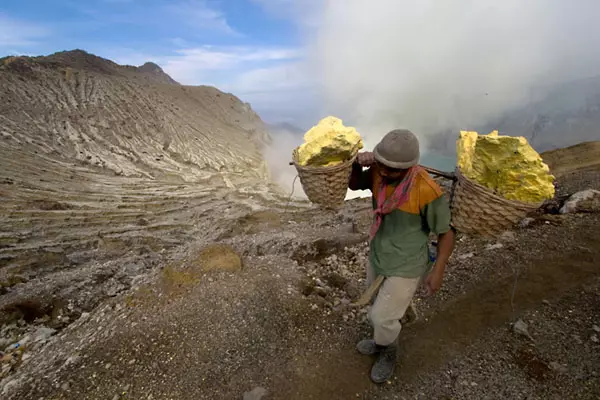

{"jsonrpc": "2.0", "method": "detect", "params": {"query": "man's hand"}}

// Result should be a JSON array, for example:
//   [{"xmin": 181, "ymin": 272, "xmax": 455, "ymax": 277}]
[
  {"xmin": 424, "ymin": 268, "xmax": 444, "ymax": 296},
  {"xmin": 357, "ymin": 152, "xmax": 375, "ymax": 167}
]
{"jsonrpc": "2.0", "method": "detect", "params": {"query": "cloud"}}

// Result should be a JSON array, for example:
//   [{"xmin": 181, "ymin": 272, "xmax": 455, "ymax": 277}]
[
  {"xmin": 164, "ymin": 0, "xmax": 239, "ymax": 36},
  {"xmin": 0, "ymin": 14, "xmax": 50, "ymax": 49},
  {"xmin": 157, "ymin": 45, "xmax": 302, "ymax": 86}
]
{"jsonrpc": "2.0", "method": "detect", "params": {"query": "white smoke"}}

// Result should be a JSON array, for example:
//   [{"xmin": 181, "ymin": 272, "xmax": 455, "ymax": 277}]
[
  {"xmin": 306, "ymin": 0, "xmax": 600, "ymax": 152},
  {"xmin": 261, "ymin": 0, "xmax": 600, "ymax": 198},
  {"xmin": 262, "ymin": 125, "xmax": 307, "ymax": 199}
]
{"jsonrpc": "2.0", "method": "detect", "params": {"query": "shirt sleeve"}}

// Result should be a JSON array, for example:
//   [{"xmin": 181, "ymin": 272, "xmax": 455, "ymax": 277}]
[
  {"xmin": 348, "ymin": 163, "xmax": 373, "ymax": 191},
  {"xmin": 422, "ymin": 195, "xmax": 452, "ymax": 235}
]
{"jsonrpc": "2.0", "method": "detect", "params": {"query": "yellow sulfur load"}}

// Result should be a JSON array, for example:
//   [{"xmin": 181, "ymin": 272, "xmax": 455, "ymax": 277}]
[
  {"xmin": 457, "ymin": 130, "xmax": 555, "ymax": 203},
  {"xmin": 297, "ymin": 116, "xmax": 363, "ymax": 167}
]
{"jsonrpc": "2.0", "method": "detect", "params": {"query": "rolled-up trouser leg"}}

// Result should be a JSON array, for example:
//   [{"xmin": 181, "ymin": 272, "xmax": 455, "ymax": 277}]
[{"xmin": 369, "ymin": 275, "xmax": 421, "ymax": 346}]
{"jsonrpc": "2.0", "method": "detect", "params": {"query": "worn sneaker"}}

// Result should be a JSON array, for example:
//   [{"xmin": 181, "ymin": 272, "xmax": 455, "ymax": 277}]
[
  {"xmin": 356, "ymin": 339, "xmax": 378, "ymax": 355},
  {"xmin": 370, "ymin": 344, "xmax": 397, "ymax": 383}
]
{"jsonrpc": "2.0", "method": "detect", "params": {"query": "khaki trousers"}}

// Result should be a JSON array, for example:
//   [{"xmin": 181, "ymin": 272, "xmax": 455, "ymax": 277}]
[{"xmin": 367, "ymin": 262, "xmax": 421, "ymax": 346}]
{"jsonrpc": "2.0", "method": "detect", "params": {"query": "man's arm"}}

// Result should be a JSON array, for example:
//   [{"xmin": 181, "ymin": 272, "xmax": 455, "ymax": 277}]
[
  {"xmin": 422, "ymin": 195, "xmax": 456, "ymax": 295},
  {"xmin": 426, "ymin": 228, "xmax": 456, "ymax": 294}
]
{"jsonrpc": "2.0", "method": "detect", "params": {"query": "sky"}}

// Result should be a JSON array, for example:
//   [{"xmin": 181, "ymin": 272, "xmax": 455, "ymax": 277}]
[{"xmin": 2, "ymin": 0, "xmax": 600, "ymax": 145}]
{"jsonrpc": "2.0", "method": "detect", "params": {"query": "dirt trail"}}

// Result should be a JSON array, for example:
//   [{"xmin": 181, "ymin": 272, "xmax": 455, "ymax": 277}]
[
  {"xmin": 275, "ymin": 215, "xmax": 600, "ymax": 399},
  {"xmin": 399, "ymin": 222, "xmax": 598, "ymax": 380}
]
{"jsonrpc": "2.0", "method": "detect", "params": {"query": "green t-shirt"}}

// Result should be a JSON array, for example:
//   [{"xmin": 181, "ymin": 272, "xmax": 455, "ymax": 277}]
[{"xmin": 349, "ymin": 164, "xmax": 452, "ymax": 278}]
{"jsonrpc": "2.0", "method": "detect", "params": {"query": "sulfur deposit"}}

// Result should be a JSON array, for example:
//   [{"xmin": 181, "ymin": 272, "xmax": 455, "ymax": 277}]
[
  {"xmin": 457, "ymin": 130, "xmax": 555, "ymax": 203},
  {"xmin": 297, "ymin": 116, "xmax": 363, "ymax": 167}
]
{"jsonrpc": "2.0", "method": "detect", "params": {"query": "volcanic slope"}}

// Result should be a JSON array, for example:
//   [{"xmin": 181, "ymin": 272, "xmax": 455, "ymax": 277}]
[{"xmin": 0, "ymin": 50, "xmax": 290, "ymax": 327}]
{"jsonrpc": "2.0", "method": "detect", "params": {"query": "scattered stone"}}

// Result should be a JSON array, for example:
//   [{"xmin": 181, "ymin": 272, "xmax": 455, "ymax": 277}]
[
  {"xmin": 549, "ymin": 362, "xmax": 568, "ymax": 374},
  {"xmin": 1, "ymin": 378, "xmax": 20, "ymax": 396},
  {"xmin": 572, "ymin": 334, "xmax": 583, "ymax": 345},
  {"xmin": 324, "ymin": 272, "xmax": 348, "ymax": 290},
  {"xmin": 243, "ymin": 386, "xmax": 268, "ymax": 400},
  {"xmin": 33, "ymin": 326, "xmax": 56, "ymax": 343},
  {"xmin": 485, "ymin": 243, "xmax": 504, "ymax": 251},
  {"xmin": 512, "ymin": 319, "xmax": 533, "ymax": 341},
  {"xmin": 313, "ymin": 287, "xmax": 330, "ymax": 298},
  {"xmin": 560, "ymin": 189, "xmax": 600, "ymax": 214},
  {"xmin": 458, "ymin": 252, "xmax": 475, "ymax": 260},
  {"xmin": 500, "ymin": 231, "xmax": 517, "ymax": 241},
  {"xmin": 519, "ymin": 217, "xmax": 535, "ymax": 228},
  {"xmin": 591, "ymin": 334, "xmax": 599, "ymax": 343},
  {"xmin": 592, "ymin": 325, "xmax": 600, "ymax": 333},
  {"xmin": 137, "ymin": 218, "xmax": 150, "ymax": 226}
]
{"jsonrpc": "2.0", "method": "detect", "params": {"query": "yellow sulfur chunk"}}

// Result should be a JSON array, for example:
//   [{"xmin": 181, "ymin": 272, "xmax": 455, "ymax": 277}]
[
  {"xmin": 297, "ymin": 116, "xmax": 363, "ymax": 167},
  {"xmin": 457, "ymin": 130, "xmax": 555, "ymax": 203}
]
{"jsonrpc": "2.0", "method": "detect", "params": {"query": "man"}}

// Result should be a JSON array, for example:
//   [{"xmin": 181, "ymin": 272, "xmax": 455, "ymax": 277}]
[{"xmin": 349, "ymin": 129, "xmax": 456, "ymax": 383}]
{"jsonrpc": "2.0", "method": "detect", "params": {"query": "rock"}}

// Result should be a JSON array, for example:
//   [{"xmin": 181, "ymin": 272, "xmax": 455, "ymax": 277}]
[
  {"xmin": 344, "ymin": 283, "xmax": 361, "ymax": 300},
  {"xmin": 33, "ymin": 326, "xmax": 56, "ymax": 343},
  {"xmin": 519, "ymin": 217, "xmax": 535, "ymax": 228},
  {"xmin": 592, "ymin": 325, "xmax": 600, "ymax": 333},
  {"xmin": 137, "ymin": 218, "xmax": 150, "ymax": 226},
  {"xmin": 0, "ymin": 338, "xmax": 11, "ymax": 350},
  {"xmin": 458, "ymin": 252, "xmax": 475, "ymax": 260},
  {"xmin": 549, "ymin": 362, "xmax": 568, "ymax": 374},
  {"xmin": 560, "ymin": 189, "xmax": 600, "ymax": 214},
  {"xmin": 591, "ymin": 334, "xmax": 599, "ymax": 343},
  {"xmin": 243, "ymin": 386, "xmax": 268, "ymax": 400},
  {"xmin": 500, "ymin": 231, "xmax": 517, "ymax": 241},
  {"xmin": 324, "ymin": 273, "xmax": 348, "ymax": 290},
  {"xmin": 485, "ymin": 243, "xmax": 504, "ymax": 251},
  {"xmin": 193, "ymin": 244, "xmax": 242, "ymax": 273},
  {"xmin": 313, "ymin": 287, "xmax": 330, "ymax": 298},
  {"xmin": 298, "ymin": 278, "xmax": 315, "ymax": 296},
  {"xmin": 512, "ymin": 319, "xmax": 533, "ymax": 340},
  {"xmin": 1, "ymin": 378, "xmax": 21, "ymax": 396}
]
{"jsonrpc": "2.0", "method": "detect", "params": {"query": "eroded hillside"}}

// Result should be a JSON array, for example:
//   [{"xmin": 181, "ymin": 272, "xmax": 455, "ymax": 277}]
[
  {"xmin": 0, "ymin": 50, "xmax": 291, "ymax": 330},
  {"xmin": 0, "ymin": 50, "xmax": 270, "ymax": 181}
]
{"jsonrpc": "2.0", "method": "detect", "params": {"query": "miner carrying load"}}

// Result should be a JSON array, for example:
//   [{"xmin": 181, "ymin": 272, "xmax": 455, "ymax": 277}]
[{"xmin": 349, "ymin": 129, "xmax": 456, "ymax": 383}]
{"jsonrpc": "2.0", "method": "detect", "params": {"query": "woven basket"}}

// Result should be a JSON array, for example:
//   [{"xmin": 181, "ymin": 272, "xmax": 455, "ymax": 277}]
[
  {"xmin": 291, "ymin": 149, "xmax": 357, "ymax": 209},
  {"xmin": 450, "ymin": 167, "xmax": 543, "ymax": 237}
]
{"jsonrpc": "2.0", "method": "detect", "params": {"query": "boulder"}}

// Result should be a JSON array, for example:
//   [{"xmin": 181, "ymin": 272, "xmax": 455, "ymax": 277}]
[{"xmin": 560, "ymin": 189, "xmax": 600, "ymax": 214}]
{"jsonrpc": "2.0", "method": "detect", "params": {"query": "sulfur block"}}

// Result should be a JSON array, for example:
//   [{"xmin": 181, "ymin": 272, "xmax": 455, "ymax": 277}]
[
  {"xmin": 457, "ymin": 130, "xmax": 555, "ymax": 203},
  {"xmin": 297, "ymin": 116, "xmax": 363, "ymax": 167}
]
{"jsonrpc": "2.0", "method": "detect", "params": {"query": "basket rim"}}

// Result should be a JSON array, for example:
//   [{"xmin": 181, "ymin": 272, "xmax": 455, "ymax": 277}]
[
  {"xmin": 291, "ymin": 147, "xmax": 358, "ymax": 173},
  {"xmin": 454, "ymin": 167, "xmax": 544, "ymax": 210}
]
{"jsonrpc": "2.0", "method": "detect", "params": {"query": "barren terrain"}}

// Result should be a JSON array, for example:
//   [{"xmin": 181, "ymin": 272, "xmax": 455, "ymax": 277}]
[{"xmin": 1, "ymin": 51, "xmax": 599, "ymax": 399}]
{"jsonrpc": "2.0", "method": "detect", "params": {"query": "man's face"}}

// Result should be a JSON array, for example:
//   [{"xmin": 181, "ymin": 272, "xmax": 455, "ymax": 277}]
[{"xmin": 377, "ymin": 162, "xmax": 408, "ymax": 179}]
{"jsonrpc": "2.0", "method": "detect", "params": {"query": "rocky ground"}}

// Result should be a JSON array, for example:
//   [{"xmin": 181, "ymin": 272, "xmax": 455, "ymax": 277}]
[
  {"xmin": 0, "ymin": 161, "xmax": 598, "ymax": 399},
  {"xmin": 1, "ymin": 51, "xmax": 599, "ymax": 400}
]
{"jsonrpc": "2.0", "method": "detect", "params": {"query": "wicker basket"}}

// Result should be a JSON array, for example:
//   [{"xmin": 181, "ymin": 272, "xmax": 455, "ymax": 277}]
[
  {"xmin": 291, "ymin": 148, "xmax": 358, "ymax": 209},
  {"xmin": 450, "ymin": 167, "xmax": 543, "ymax": 237}
]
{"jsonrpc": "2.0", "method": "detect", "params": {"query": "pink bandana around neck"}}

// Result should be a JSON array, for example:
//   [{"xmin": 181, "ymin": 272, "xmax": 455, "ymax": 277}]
[{"xmin": 369, "ymin": 165, "xmax": 422, "ymax": 241}]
